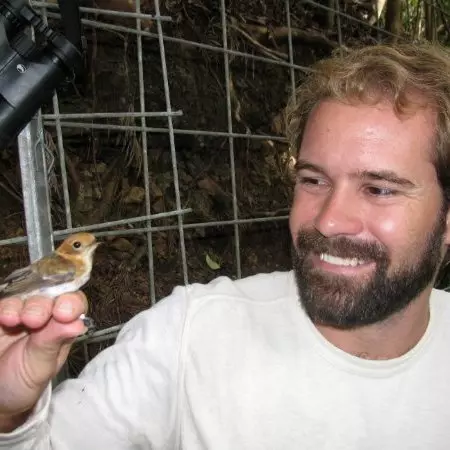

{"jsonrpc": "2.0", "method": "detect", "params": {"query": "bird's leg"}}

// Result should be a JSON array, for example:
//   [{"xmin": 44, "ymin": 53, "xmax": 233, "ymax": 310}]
[{"xmin": 79, "ymin": 313, "xmax": 96, "ymax": 333}]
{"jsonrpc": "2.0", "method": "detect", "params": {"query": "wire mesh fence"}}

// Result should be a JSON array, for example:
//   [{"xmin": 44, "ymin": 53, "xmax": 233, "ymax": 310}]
[{"xmin": 0, "ymin": 0, "xmax": 444, "ymax": 379}]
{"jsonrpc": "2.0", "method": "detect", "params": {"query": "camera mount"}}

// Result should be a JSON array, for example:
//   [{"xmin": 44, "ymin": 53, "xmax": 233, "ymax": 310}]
[{"xmin": 0, "ymin": 0, "xmax": 83, "ymax": 147}]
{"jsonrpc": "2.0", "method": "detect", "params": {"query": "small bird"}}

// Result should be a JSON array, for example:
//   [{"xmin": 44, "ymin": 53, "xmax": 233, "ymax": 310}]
[{"xmin": 0, "ymin": 232, "xmax": 100, "ymax": 330}]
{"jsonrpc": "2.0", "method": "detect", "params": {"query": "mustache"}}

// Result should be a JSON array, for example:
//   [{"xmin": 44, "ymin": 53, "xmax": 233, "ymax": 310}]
[{"xmin": 295, "ymin": 229, "xmax": 388, "ymax": 261}]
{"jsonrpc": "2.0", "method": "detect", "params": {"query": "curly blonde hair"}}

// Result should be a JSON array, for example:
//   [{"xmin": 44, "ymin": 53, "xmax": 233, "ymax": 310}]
[{"xmin": 285, "ymin": 42, "xmax": 450, "ymax": 202}]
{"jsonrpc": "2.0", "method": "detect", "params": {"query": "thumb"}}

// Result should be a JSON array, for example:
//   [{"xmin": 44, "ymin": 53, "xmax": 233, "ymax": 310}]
[{"xmin": 24, "ymin": 318, "xmax": 86, "ymax": 385}]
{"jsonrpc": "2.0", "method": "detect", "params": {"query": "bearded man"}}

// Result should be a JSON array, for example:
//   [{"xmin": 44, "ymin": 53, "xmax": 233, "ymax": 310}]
[{"xmin": 2, "ymin": 42, "xmax": 450, "ymax": 449}]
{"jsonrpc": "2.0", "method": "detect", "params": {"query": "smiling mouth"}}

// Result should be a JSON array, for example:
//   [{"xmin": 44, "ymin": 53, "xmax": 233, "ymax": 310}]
[{"xmin": 319, "ymin": 253, "xmax": 367, "ymax": 267}]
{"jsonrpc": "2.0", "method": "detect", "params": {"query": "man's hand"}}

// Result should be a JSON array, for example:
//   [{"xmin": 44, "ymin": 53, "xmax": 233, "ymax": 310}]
[{"xmin": 0, "ymin": 292, "xmax": 88, "ymax": 432}]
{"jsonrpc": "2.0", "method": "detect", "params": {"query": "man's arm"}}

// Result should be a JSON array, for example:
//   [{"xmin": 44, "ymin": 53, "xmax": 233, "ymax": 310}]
[{"xmin": 0, "ymin": 287, "xmax": 188, "ymax": 450}]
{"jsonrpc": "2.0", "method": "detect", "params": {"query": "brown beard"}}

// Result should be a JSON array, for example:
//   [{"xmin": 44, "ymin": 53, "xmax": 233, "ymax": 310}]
[{"xmin": 291, "ymin": 210, "xmax": 446, "ymax": 329}]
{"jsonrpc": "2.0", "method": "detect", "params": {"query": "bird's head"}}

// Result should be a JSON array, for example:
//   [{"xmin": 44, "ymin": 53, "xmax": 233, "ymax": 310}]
[{"xmin": 57, "ymin": 232, "xmax": 100, "ymax": 259}]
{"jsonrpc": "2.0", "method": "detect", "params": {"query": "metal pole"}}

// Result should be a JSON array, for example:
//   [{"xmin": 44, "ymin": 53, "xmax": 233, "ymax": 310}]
[{"xmin": 18, "ymin": 111, "xmax": 54, "ymax": 261}]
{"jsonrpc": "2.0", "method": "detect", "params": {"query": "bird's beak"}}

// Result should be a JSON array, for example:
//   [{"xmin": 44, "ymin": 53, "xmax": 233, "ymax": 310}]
[{"xmin": 87, "ymin": 241, "xmax": 101, "ymax": 252}]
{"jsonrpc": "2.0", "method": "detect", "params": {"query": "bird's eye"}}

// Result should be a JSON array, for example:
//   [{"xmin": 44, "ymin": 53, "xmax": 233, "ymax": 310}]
[{"xmin": 72, "ymin": 241, "xmax": 82, "ymax": 249}]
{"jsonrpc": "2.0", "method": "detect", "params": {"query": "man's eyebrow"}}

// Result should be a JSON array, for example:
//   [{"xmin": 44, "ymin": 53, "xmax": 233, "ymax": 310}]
[
  {"xmin": 294, "ymin": 159, "xmax": 326, "ymax": 175},
  {"xmin": 357, "ymin": 170, "xmax": 416, "ymax": 188},
  {"xmin": 294, "ymin": 159, "xmax": 417, "ymax": 188}
]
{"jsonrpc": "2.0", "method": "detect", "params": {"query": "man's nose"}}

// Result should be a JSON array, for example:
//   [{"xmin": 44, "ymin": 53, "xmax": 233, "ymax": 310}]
[{"xmin": 314, "ymin": 188, "xmax": 364, "ymax": 237}]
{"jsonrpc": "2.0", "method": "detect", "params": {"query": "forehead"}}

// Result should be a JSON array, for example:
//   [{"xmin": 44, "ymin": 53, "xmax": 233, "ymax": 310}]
[
  {"xmin": 298, "ymin": 99, "xmax": 437, "ymax": 179},
  {"xmin": 69, "ymin": 233, "xmax": 93, "ymax": 243}
]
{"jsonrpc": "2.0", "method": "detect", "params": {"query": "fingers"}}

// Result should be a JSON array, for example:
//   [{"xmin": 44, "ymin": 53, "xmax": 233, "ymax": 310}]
[
  {"xmin": 0, "ymin": 297, "xmax": 23, "ymax": 328},
  {"xmin": 20, "ymin": 297, "xmax": 53, "ymax": 329},
  {"xmin": 52, "ymin": 291, "xmax": 88, "ymax": 323},
  {"xmin": 0, "ymin": 291, "xmax": 88, "ymax": 329}
]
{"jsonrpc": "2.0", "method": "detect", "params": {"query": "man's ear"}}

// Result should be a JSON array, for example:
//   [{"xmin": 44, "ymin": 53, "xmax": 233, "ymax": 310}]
[{"xmin": 445, "ymin": 207, "xmax": 450, "ymax": 245}]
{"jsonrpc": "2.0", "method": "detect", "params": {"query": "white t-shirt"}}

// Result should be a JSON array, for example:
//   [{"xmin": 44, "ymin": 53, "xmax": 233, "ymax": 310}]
[{"xmin": 1, "ymin": 270, "xmax": 450, "ymax": 449}]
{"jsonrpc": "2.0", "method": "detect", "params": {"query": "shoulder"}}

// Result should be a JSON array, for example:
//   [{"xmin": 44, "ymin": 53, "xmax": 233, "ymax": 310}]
[
  {"xmin": 431, "ymin": 287, "xmax": 450, "ymax": 322},
  {"xmin": 431, "ymin": 287, "xmax": 450, "ymax": 308},
  {"xmin": 186, "ymin": 270, "xmax": 295, "ymax": 305},
  {"xmin": 116, "ymin": 270, "xmax": 296, "ymax": 343},
  {"xmin": 429, "ymin": 287, "xmax": 450, "ymax": 346}
]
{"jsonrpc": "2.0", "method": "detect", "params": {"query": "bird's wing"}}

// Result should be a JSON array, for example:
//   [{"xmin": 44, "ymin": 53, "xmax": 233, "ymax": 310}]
[{"xmin": 0, "ymin": 254, "xmax": 76, "ymax": 297}]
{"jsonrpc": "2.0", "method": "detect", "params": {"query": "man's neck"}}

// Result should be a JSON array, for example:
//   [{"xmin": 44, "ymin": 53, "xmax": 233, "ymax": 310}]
[{"xmin": 315, "ymin": 290, "xmax": 432, "ymax": 360}]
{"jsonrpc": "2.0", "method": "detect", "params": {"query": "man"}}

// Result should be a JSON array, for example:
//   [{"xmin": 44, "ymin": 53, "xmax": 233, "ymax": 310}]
[{"xmin": 1, "ymin": 41, "xmax": 450, "ymax": 449}]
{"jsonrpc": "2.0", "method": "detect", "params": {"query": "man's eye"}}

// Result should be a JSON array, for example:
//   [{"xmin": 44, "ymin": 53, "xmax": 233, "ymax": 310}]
[
  {"xmin": 297, "ymin": 176, "xmax": 325, "ymax": 186},
  {"xmin": 366, "ymin": 186, "xmax": 396, "ymax": 196}
]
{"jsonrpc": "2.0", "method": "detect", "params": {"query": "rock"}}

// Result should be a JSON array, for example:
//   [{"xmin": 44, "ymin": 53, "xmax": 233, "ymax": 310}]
[
  {"xmin": 123, "ymin": 186, "xmax": 145, "ymax": 204},
  {"xmin": 152, "ymin": 197, "xmax": 165, "ymax": 214},
  {"xmin": 110, "ymin": 237, "xmax": 135, "ymax": 253},
  {"xmin": 151, "ymin": 181, "xmax": 163, "ymax": 199},
  {"xmin": 198, "ymin": 176, "xmax": 225, "ymax": 197}
]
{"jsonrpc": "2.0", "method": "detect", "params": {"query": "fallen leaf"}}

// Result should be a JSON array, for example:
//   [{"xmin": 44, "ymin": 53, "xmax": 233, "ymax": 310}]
[{"xmin": 205, "ymin": 253, "xmax": 221, "ymax": 270}]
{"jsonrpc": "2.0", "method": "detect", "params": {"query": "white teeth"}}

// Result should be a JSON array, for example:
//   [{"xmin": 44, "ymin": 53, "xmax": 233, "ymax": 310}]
[{"xmin": 320, "ymin": 253, "xmax": 365, "ymax": 267}]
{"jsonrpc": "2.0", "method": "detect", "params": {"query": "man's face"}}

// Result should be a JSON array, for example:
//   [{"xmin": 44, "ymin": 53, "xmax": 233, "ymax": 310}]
[{"xmin": 289, "ymin": 98, "xmax": 450, "ymax": 329}]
